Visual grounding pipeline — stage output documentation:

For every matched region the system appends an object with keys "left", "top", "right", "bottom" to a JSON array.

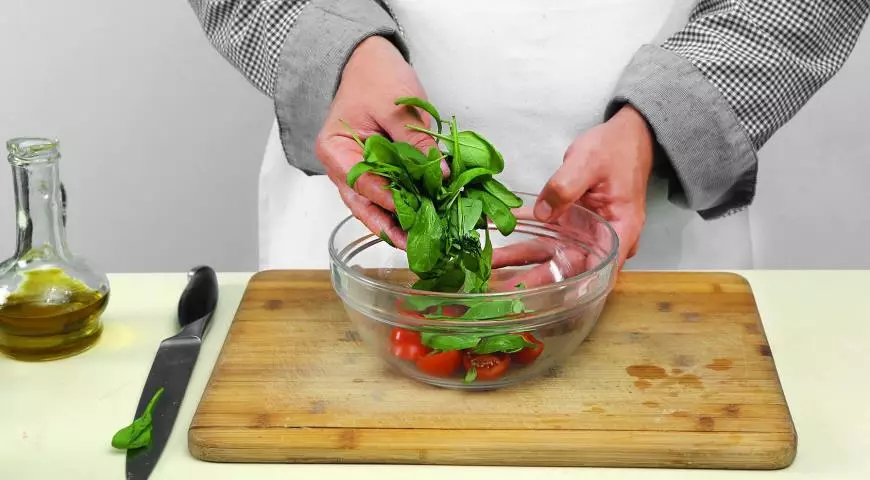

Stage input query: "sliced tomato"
[
  {"left": 390, "top": 327, "right": 421, "bottom": 345},
  {"left": 394, "top": 299, "right": 426, "bottom": 319},
  {"left": 391, "top": 341, "right": 429, "bottom": 361},
  {"left": 415, "top": 350, "right": 462, "bottom": 377},
  {"left": 439, "top": 304, "right": 468, "bottom": 318},
  {"left": 512, "top": 332, "right": 545, "bottom": 364},
  {"left": 463, "top": 352, "right": 511, "bottom": 381}
]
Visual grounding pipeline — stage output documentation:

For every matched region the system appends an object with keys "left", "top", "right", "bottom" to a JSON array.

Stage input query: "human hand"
[
  {"left": 315, "top": 36, "right": 447, "bottom": 249},
  {"left": 533, "top": 104, "right": 655, "bottom": 269}
]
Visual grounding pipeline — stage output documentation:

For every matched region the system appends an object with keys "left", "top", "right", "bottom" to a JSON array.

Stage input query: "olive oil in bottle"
[
  {"left": 0, "top": 138, "right": 111, "bottom": 361},
  {"left": 0, "top": 268, "right": 109, "bottom": 361}
]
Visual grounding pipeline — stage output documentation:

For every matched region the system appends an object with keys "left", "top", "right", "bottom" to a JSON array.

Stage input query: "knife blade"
[{"left": 126, "top": 265, "right": 219, "bottom": 480}]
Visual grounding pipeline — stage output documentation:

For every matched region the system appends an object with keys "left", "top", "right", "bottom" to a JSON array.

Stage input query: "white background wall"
[{"left": 1, "top": 1, "right": 868, "bottom": 273}]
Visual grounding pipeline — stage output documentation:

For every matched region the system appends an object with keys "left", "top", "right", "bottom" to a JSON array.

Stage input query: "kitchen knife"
[{"left": 125, "top": 265, "right": 219, "bottom": 480}]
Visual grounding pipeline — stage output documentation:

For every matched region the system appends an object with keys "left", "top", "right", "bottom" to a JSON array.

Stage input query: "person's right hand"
[{"left": 315, "top": 36, "right": 444, "bottom": 250}]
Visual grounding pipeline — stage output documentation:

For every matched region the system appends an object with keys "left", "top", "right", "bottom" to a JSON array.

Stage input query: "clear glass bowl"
[{"left": 328, "top": 192, "right": 619, "bottom": 390}]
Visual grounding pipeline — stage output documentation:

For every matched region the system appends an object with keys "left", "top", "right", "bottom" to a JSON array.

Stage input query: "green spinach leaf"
[
  {"left": 407, "top": 198, "right": 443, "bottom": 274},
  {"left": 111, "top": 387, "right": 164, "bottom": 450},
  {"left": 395, "top": 96, "right": 444, "bottom": 134},
  {"left": 481, "top": 177, "right": 523, "bottom": 208},
  {"left": 467, "top": 189, "right": 517, "bottom": 236},
  {"left": 421, "top": 332, "right": 481, "bottom": 351},
  {"left": 473, "top": 334, "right": 537, "bottom": 354}
]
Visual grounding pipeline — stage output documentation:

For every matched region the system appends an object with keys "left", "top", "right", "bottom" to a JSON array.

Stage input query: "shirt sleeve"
[
  {"left": 186, "top": 0, "right": 409, "bottom": 174},
  {"left": 605, "top": 1, "right": 870, "bottom": 219}
]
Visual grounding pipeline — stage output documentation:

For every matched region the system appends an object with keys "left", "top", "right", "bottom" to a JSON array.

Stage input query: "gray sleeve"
[
  {"left": 273, "top": 0, "right": 409, "bottom": 175},
  {"left": 186, "top": 0, "right": 409, "bottom": 174},
  {"left": 605, "top": 1, "right": 870, "bottom": 220}
]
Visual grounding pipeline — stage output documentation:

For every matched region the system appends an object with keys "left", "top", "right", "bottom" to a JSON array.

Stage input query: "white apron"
[{"left": 258, "top": 0, "right": 755, "bottom": 272}]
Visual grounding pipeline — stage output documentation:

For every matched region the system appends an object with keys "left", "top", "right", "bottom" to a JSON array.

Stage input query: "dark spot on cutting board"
[
  {"left": 642, "top": 401, "right": 659, "bottom": 408},
  {"left": 671, "top": 410, "right": 690, "bottom": 418},
  {"left": 656, "top": 302, "right": 672, "bottom": 312},
  {"left": 723, "top": 404, "right": 740, "bottom": 417},
  {"left": 744, "top": 322, "right": 760, "bottom": 334},
  {"left": 677, "top": 374, "right": 703, "bottom": 389},
  {"left": 706, "top": 358, "right": 733, "bottom": 371},
  {"left": 264, "top": 299, "right": 283, "bottom": 310},
  {"left": 682, "top": 312, "right": 701, "bottom": 322},
  {"left": 339, "top": 429, "right": 357, "bottom": 449},
  {"left": 340, "top": 330, "right": 362, "bottom": 342},
  {"left": 544, "top": 366, "right": 562, "bottom": 378},
  {"left": 671, "top": 368, "right": 684, "bottom": 374},
  {"left": 674, "top": 355, "right": 695, "bottom": 367},
  {"left": 310, "top": 400, "right": 327, "bottom": 414},
  {"left": 627, "top": 331, "right": 648, "bottom": 341},
  {"left": 352, "top": 378, "right": 364, "bottom": 383},
  {"left": 626, "top": 365, "right": 667, "bottom": 379},
  {"left": 759, "top": 344, "right": 772, "bottom": 357},
  {"left": 634, "top": 380, "right": 652, "bottom": 390},
  {"left": 698, "top": 416, "right": 715, "bottom": 431},
  {"left": 586, "top": 406, "right": 606, "bottom": 413},
  {"left": 253, "top": 413, "right": 271, "bottom": 428}
]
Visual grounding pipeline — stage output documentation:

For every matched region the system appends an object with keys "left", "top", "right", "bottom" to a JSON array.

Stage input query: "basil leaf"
[
  {"left": 473, "top": 334, "right": 536, "bottom": 354},
  {"left": 461, "top": 266, "right": 483, "bottom": 293},
  {"left": 464, "top": 367, "right": 477, "bottom": 384},
  {"left": 423, "top": 147, "right": 444, "bottom": 197},
  {"left": 442, "top": 131, "right": 503, "bottom": 173},
  {"left": 421, "top": 332, "right": 481, "bottom": 351},
  {"left": 449, "top": 116, "right": 464, "bottom": 178},
  {"left": 347, "top": 162, "right": 373, "bottom": 188},
  {"left": 394, "top": 142, "right": 440, "bottom": 181},
  {"left": 480, "top": 227, "right": 492, "bottom": 281},
  {"left": 111, "top": 387, "right": 164, "bottom": 450},
  {"left": 446, "top": 168, "right": 492, "bottom": 196},
  {"left": 395, "top": 96, "right": 443, "bottom": 134},
  {"left": 407, "top": 198, "right": 443, "bottom": 274},
  {"left": 393, "top": 189, "right": 419, "bottom": 231},
  {"left": 378, "top": 230, "right": 395, "bottom": 248},
  {"left": 460, "top": 299, "right": 526, "bottom": 320},
  {"left": 363, "top": 134, "right": 400, "bottom": 166},
  {"left": 459, "top": 197, "right": 483, "bottom": 234},
  {"left": 481, "top": 177, "right": 523, "bottom": 208},
  {"left": 467, "top": 189, "right": 517, "bottom": 236}
]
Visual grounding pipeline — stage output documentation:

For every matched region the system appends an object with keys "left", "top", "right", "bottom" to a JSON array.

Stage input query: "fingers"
[
  {"left": 608, "top": 214, "right": 643, "bottom": 270},
  {"left": 329, "top": 170, "right": 407, "bottom": 250},
  {"left": 384, "top": 102, "right": 441, "bottom": 160},
  {"left": 491, "top": 238, "right": 558, "bottom": 269},
  {"left": 490, "top": 244, "right": 590, "bottom": 291},
  {"left": 534, "top": 147, "right": 598, "bottom": 223},
  {"left": 317, "top": 135, "right": 396, "bottom": 212}
]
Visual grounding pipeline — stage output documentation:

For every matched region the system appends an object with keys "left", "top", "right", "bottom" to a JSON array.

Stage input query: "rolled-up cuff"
[
  {"left": 604, "top": 44, "right": 758, "bottom": 220},
  {"left": 273, "top": 0, "right": 409, "bottom": 175}
]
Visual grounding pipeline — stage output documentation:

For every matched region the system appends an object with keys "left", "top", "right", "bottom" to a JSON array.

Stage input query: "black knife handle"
[{"left": 177, "top": 265, "right": 219, "bottom": 335}]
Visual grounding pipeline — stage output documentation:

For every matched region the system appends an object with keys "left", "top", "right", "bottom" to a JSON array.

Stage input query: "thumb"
[{"left": 535, "top": 154, "right": 598, "bottom": 223}]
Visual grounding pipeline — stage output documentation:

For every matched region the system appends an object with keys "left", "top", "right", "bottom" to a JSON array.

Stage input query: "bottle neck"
[{"left": 12, "top": 160, "right": 71, "bottom": 261}]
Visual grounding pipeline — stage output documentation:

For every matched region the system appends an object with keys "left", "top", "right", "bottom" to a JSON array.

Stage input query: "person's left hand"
[{"left": 534, "top": 104, "right": 655, "bottom": 269}]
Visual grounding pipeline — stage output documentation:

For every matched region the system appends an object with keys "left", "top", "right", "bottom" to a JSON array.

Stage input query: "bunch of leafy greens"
[
  {"left": 346, "top": 96, "right": 523, "bottom": 296},
  {"left": 111, "top": 387, "right": 164, "bottom": 450}
]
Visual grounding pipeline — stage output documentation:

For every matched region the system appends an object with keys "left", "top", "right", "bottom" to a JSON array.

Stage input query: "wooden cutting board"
[{"left": 188, "top": 270, "right": 796, "bottom": 469}]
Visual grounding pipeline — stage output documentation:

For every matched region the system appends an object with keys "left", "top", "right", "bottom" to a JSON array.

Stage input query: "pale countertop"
[{"left": 2, "top": 270, "right": 869, "bottom": 480}]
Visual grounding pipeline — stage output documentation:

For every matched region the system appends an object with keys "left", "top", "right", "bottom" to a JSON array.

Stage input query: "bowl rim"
[{"left": 327, "top": 191, "right": 620, "bottom": 299}]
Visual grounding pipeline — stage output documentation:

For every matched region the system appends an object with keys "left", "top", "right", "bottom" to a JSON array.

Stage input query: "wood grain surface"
[{"left": 188, "top": 270, "right": 796, "bottom": 469}]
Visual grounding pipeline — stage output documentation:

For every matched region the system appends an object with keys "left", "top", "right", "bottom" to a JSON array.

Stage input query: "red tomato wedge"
[
  {"left": 463, "top": 352, "right": 511, "bottom": 380},
  {"left": 512, "top": 332, "right": 544, "bottom": 364},
  {"left": 416, "top": 350, "right": 462, "bottom": 377},
  {"left": 391, "top": 341, "right": 429, "bottom": 361},
  {"left": 390, "top": 327, "right": 421, "bottom": 345}
]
